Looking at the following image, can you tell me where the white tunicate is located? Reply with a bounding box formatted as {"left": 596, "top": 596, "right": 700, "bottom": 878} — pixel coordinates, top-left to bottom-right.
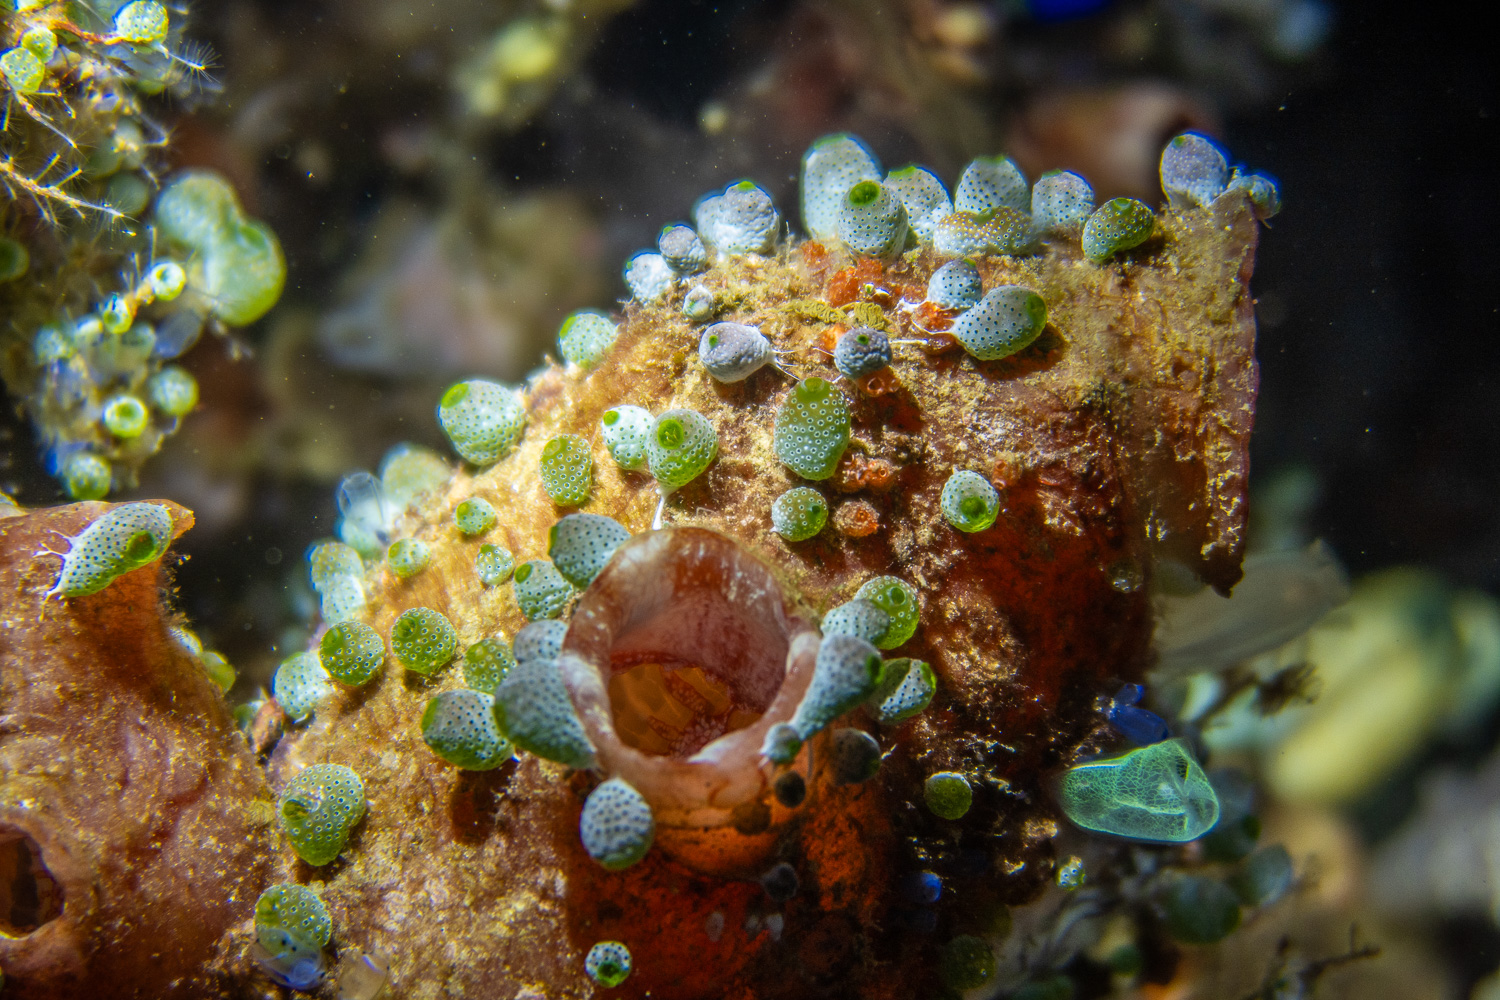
{"left": 954, "top": 156, "right": 1030, "bottom": 215}
{"left": 1031, "top": 170, "right": 1095, "bottom": 236}
{"left": 623, "top": 251, "right": 675, "bottom": 303}
{"left": 800, "top": 134, "right": 881, "bottom": 242}
{"left": 694, "top": 180, "right": 780, "bottom": 255}
{"left": 600, "top": 404, "right": 653, "bottom": 470}
{"left": 883, "top": 166, "right": 951, "bottom": 245}
{"left": 1160, "top": 132, "right": 1230, "bottom": 210}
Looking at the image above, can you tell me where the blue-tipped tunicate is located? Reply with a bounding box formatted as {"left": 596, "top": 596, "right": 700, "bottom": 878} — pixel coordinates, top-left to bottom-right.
{"left": 883, "top": 165, "right": 951, "bottom": 244}
{"left": 950, "top": 286, "right": 1047, "bottom": 361}
{"left": 1031, "top": 170, "right": 1095, "bottom": 235}
{"left": 836, "top": 180, "right": 908, "bottom": 258}
{"left": 1160, "top": 132, "right": 1230, "bottom": 210}
{"left": 624, "top": 251, "right": 675, "bottom": 303}
{"left": 800, "top": 134, "right": 881, "bottom": 242}
{"left": 789, "top": 633, "right": 883, "bottom": 739}
{"left": 954, "top": 156, "right": 1029, "bottom": 215}
{"left": 580, "top": 777, "right": 655, "bottom": 870}
{"left": 694, "top": 180, "right": 780, "bottom": 255}
{"left": 926, "top": 259, "right": 982, "bottom": 311}
{"left": 658, "top": 224, "right": 707, "bottom": 274}
{"left": 699, "top": 322, "right": 774, "bottom": 383}
{"left": 494, "top": 654, "right": 597, "bottom": 768}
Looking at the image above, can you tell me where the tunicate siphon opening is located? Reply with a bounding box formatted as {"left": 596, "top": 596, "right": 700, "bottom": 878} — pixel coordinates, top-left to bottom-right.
{"left": 560, "top": 528, "right": 819, "bottom": 863}
{"left": 0, "top": 828, "right": 63, "bottom": 937}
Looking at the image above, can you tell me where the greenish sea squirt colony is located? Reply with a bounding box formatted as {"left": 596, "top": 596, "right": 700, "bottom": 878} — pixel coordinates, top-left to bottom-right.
{"left": 2, "top": 0, "right": 287, "bottom": 497}
{"left": 257, "top": 128, "right": 1281, "bottom": 996}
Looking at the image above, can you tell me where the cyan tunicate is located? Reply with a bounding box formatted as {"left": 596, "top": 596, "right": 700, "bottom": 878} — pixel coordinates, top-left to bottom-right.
{"left": 273, "top": 651, "right": 334, "bottom": 722}
{"left": 475, "top": 544, "right": 515, "bottom": 586}
{"left": 658, "top": 224, "right": 707, "bottom": 274}
{"left": 868, "top": 657, "right": 937, "bottom": 724}
{"left": 770, "top": 486, "right": 828, "bottom": 541}
{"left": 853, "top": 575, "right": 920, "bottom": 649}
{"left": 940, "top": 470, "right": 1001, "bottom": 532}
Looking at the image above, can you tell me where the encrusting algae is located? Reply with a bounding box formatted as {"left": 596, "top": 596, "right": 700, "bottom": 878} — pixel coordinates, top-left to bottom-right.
{"left": 0, "top": 130, "right": 1273, "bottom": 999}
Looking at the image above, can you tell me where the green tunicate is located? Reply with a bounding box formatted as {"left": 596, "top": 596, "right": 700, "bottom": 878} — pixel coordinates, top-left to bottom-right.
{"left": 883, "top": 165, "right": 951, "bottom": 244}
{"left": 646, "top": 409, "right": 717, "bottom": 491}
{"left": 202, "top": 650, "right": 236, "bottom": 692}
{"left": 494, "top": 654, "right": 597, "bottom": 768}
{"left": 386, "top": 538, "right": 431, "bottom": 579}
{"left": 102, "top": 395, "right": 149, "bottom": 438}
{"left": 548, "top": 513, "right": 629, "bottom": 588}
{"left": 379, "top": 443, "right": 449, "bottom": 511}
{"left": 869, "top": 657, "right": 936, "bottom": 724}
{"left": 1, "top": 47, "right": 45, "bottom": 95}
{"left": 585, "top": 941, "right": 633, "bottom": 988}
{"left": 1161, "top": 874, "right": 1241, "bottom": 944}
{"left": 421, "top": 689, "right": 512, "bottom": 770}
{"left": 771, "top": 486, "right": 828, "bottom": 541}
{"left": 273, "top": 651, "right": 333, "bottom": 722}
{"left": 454, "top": 497, "right": 498, "bottom": 536}
{"left": 513, "top": 559, "right": 574, "bottom": 620}
{"left": 319, "top": 621, "right": 385, "bottom": 687}
{"left": 99, "top": 295, "right": 134, "bottom": 334}
{"left": 113, "top": 0, "right": 169, "bottom": 43}
{"left": 463, "top": 637, "right": 516, "bottom": 694}
{"left": 853, "top": 576, "right": 919, "bottom": 649}
{"left": 955, "top": 156, "right": 1030, "bottom": 215}
{"left": 146, "top": 260, "right": 187, "bottom": 300}
{"left": 950, "top": 286, "right": 1047, "bottom": 362}
{"left": 1056, "top": 855, "right": 1086, "bottom": 889}
{"left": 925, "top": 771, "right": 973, "bottom": 820}
{"left": 1032, "top": 170, "right": 1095, "bottom": 235}
{"left": 600, "top": 405, "right": 652, "bottom": 470}
{"left": 836, "top": 180, "right": 908, "bottom": 258}
{"left": 0, "top": 235, "right": 28, "bottom": 282}
{"left": 821, "top": 599, "right": 889, "bottom": 645}
{"left": 773, "top": 378, "right": 849, "bottom": 481}
{"left": 1082, "top": 197, "right": 1155, "bottom": 263}
{"left": 539, "top": 435, "right": 593, "bottom": 506}
{"left": 390, "top": 607, "right": 458, "bottom": 675}
{"left": 800, "top": 134, "right": 881, "bottom": 243}
{"left": 147, "top": 365, "right": 198, "bottom": 417}
{"left": 255, "top": 883, "right": 331, "bottom": 953}
{"left": 49, "top": 502, "right": 174, "bottom": 597}
{"left": 940, "top": 935, "right": 996, "bottom": 991}
{"left": 20, "top": 26, "right": 56, "bottom": 61}
{"left": 278, "top": 763, "right": 365, "bottom": 866}
{"left": 580, "top": 777, "right": 654, "bottom": 870}
{"left": 153, "top": 171, "right": 286, "bottom": 326}
{"left": 476, "top": 544, "right": 516, "bottom": 586}
{"left": 436, "top": 379, "right": 527, "bottom": 466}
{"left": 790, "top": 634, "right": 882, "bottom": 739}
{"left": 1057, "top": 739, "right": 1220, "bottom": 842}
{"left": 558, "top": 310, "right": 619, "bottom": 368}
{"left": 308, "top": 540, "right": 363, "bottom": 590}
{"left": 941, "top": 470, "right": 1000, "bottom": 532}
{"left": 62, "top": 453, "right": 111, "bottom": 501}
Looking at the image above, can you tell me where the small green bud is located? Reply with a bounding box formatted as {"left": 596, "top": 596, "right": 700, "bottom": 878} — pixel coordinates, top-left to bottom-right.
{"left": 386, "top": 538, "right": 431, "bottom": 579}
{"left": 62, "top": 453, "right": 111, "bottom": 500}
{"left": 771, "top": 486, "right": 828, "bottom": 541}
{"left": 940, "top": 470, "right": 1000, "bottom": 532}
{"left": 853, "top": 576, "right": 920, "bottom": 649}
{"left": 390, "top": 607, "right": 458, "bottom": 675}
{"left": 146, "top": 260, "right": 187, "bottom": 300}
{"left": 147, "top": 365, "right": 199, "bottom": 417}
{"left": 1082, "top": 197, "right": 1155, "bottom": 263}
{"left": 476, "top": 544, "right": 516, "bottom": 586}
{"left": 539, "top": 435, "right": 593, "bottom": 507}
{"left": 319, "top": 620, "right": 385, "bottom": 686}
{"left": 101, "top": 395, "right": 149, "bottom": 438}
{"left": 99, "top": 294, "right": 135, "bottom": 334}
{"left": 924, "top": 771, "right": 972, "bottom": 820}
{"left": 454, "top": 497, "right": 498, "bottom": 536}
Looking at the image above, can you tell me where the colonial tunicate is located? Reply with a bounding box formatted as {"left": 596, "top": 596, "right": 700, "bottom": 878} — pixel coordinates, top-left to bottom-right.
{"left": 146, "top": 365, "right": 198, "bottom": 417}
{"left": 319, "top": 620, "right": 385, "bottom": 687}
{"left": 475, "top": 543, "right": 516, "bottom": 586}
{"left": 954, "top": 156, "right": 1029, "bottom": 215}
{"left": 1160, "top": 132, "right": 1230, "bottom": 210}
{"left": 789, "top": 633, "right": 882, "bottom": 739}
{"left": 254, "top": 884, "right": 330, "bottom": 991}
{"left": 926, "top": 259, "right": 982, "bottom": 312}
{"left": 950, "top": 286, "right": 1047, "bottom": 361}
{"left": 386, "top": 537, "right": 431, "bottom": 578}
{"left": 277, "top": 763, "right": 366, "bottom": 866}
{"left": 421, "top": 689, "right": 512, "bottom": 769}
{"left": 1082, "top": 198, "right": 1156, "bottom": 263}
{"left": 940, "top": 470, "right": 1001, "bottom": 532}
{"left": 833, "top": 326, "right": 892, "bottom": 379}
{"left": 512, "top": 619, "right": 568, "bottom": 664}
{"left": 512, "top": 559, "right": 574, "bottom": 619}
{"left": 1057, "top": 739, "right": 1220, "bottom": 842}
{"left": 600, "top": 405, "right": 653, "bottom": 470}
{"left": 770, "top": 486, "right": 828, "bottom": 541}
{"left": 799, "top": 134, "right": 881, "bottom": 242}
{"left": 580, "top": 777, "right": 655, "bottom": 870}
{"left": 645, "top": 409, "right": 718, "bottom": 491}
{"left": 699, "top": 322, "right": 773, "bottom": 383}
{"left": 1031, "top": 170, "right": 1095, "bottom": 235}
{"left": 539, "top": 435, "right": 593, "bottom": 507}
{"left": 454, "top": 497, "right": 498, "bottom": 536}
{"left": 558, "top": 310, "right": 620, "bottom": 369}
{"left": 463, "top": 636, "right": 516, "bottom": 693}
{"left": 437, "top": 380, "right": 527, "bottom": 466}
{"left": 585, "top": 941, "right": 633, "bottom": 988}
{"left": 773, "top": 378, "right": 850, "bottom": 481}
{"left": 624, "top": 251, "right": 675, "bottom": 304}
{"left": 495, "top": 654, "right": 597, "bottom": 767}
{"left": 924, "top": 771, "right": 973, "bottom": 820}
{"left": 390, "top": 607, "right": 458, "bottom": 675}
{"left": 828, "top": 728, "right": 882, "bottom": 784}
{"left": 47, "top": 502, "right": 174, "bottom": 598}
{"left": 548, "top": 513, "right": 630, "bottom": 588}
{"left": 853, "top": 576, "right": 920, "bottom": 649}
{"left": 101, "top": 395, "right": 148, "bottom": 438}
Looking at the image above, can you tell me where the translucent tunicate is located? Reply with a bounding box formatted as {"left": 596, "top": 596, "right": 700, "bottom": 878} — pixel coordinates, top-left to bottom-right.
{"left": 102, "top": 395, "right": 149, "bottom": 438}
{"left": 1160, "top": 132, "right": 1230, "bottom": 210}
{"left": 454, "top": 497, "right": 498, "bottom": 537}
{"left": 820, "top": 599, "right": 890, "bottom": 645}
{"left": 146, "top": 365, "right": 198, "bottom": 417}
{"left": 1057, "top": 739, "right": 1220, "bottom": 842}
{"left": 386, "top": 538, "right": 431, "bottom": 578}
